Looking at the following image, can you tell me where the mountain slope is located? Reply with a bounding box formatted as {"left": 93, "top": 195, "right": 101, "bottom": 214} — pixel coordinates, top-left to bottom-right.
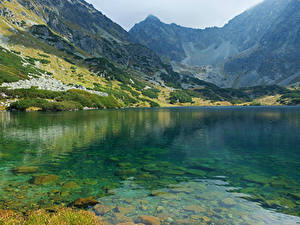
{"left": 129, "top": 0, "right": 300, "bottom": 88}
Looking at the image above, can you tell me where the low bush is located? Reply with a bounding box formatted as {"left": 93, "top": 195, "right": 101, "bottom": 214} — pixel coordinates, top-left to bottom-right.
{"left": 170, "top": 90, "right": 193, "bottom": 104}
{"left": 142, "top": 88, "right": 160, "bottom": 99}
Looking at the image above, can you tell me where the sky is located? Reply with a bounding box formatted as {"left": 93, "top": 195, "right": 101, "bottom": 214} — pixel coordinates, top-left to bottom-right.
{"left": 86, "top": 0, "right": 264, "bottom": 31}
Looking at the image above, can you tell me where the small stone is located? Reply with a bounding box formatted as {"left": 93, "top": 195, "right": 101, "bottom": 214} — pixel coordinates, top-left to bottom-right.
{"left": 72, "top": 197, "right": 99, "bottom": 208}
{"left": 157, "top": 206, "right": 164, "bottom": 213}
{"left": 30, "top": 174, "right": 59, "bottom": 185}
{"left": 221, "top": 198, "right": 236, "bottom": 207}
{"left": 137, "top": 215, "right": 160, "bottom": 225}
{"left": 62, "top": 181, "right": 80, "bottom": 189}
{"left": 117, "top": 162, "right": 132, "bottom": 168}
{"left": 183, "top": 205, "right": 205, "bottom": 213}
{"left": 117, "top": 223, "right": 135, "bottom": 225}
{"left": 170, "top": 187, "right": 193, "bottom": 194}
{"left": 12, "top": 166, "right": 38, "bottom": 174}
{"left": 140, "top": 205, "right": 147, "bottom": 211}
{"left": 202, "top": 216, "right": 211, "bottom": 222}
{"left": 243, "top": 174, "right": 269, "bottom": 185}
{"left": 173, "top": 219, "right": 193, "bottom": 225}
{"left": 94, "top": 204, "right": 111, "bottom": 215}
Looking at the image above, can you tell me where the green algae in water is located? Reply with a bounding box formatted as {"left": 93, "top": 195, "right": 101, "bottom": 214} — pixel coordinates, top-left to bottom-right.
{"left": 0, "top": 107, "right": 300, "bottom": 223}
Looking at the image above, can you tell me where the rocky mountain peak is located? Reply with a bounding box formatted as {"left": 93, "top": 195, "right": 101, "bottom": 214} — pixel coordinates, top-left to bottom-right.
{"left": 145, "top": 14, "right": 161, "bottom": 22}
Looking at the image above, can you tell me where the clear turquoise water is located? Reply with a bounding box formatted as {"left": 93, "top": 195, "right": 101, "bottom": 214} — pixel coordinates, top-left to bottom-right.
{"left": 0, "top": 107, "right": 300, "bottom": 224}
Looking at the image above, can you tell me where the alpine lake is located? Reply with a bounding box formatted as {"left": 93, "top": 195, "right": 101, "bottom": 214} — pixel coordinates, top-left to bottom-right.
{"left": 0, "top": 107, "right": 300, "bottom": 225}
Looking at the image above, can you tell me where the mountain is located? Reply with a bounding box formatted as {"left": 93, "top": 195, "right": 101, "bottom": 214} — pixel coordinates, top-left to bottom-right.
{"left": 0, "top": 0, "right": 299, "bottom": 111}
{"left": 129, "top": 0, "right": 300, "bottom": 88}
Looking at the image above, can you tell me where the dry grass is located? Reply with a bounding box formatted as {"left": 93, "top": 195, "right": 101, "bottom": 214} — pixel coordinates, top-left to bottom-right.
{"left": 0, "top": 208, "right": 102, "bottom": 225}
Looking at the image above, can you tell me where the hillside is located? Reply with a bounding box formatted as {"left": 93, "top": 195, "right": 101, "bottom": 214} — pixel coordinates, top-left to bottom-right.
{"left": 0, "top": 0, "right": 299, "bottom": 112}
{"left": 129, "top": 0, "right": 300, "bottom": 88}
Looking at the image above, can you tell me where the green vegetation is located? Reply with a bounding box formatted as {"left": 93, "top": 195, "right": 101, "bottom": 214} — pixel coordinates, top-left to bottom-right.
{"left": 25, "top": 56, "right": 51, "bottom": 65}
{"left": 38, "top": 53, "right": 50, "bottom": 58}
{"left": 279, "top": 90, "right": 300, "bottom": 105}
{"left": 141, "top": 88, "right": 160, "bottom": 99}
{"left": 4, "top": 88, "right": 120, "bottom": 111}
{"left": 0, "top": 47, "right": 41, "bottom": 83}
{"left": 0, "top": 208, "right": 101, "bottom": 225}
{"left": 170, "top": 90, "right": 193, "bottom": 104}
{"left": 85, "top": 57, "right": 132, "bottom": 84}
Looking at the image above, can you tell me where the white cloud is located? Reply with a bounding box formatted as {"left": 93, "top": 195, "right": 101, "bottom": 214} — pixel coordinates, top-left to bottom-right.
{"left": 86, "top": 0, "right": 263, "bottom": 31}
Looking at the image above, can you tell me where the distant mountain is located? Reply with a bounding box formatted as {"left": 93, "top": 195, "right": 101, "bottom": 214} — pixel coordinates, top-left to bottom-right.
{"left": 129, "top": 0, "right": 300, "bottom": 88}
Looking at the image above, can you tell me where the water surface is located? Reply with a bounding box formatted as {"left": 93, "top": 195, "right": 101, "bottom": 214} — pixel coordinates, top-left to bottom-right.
{"left": 0, "top": 107, "right": 300, "bottom": 224}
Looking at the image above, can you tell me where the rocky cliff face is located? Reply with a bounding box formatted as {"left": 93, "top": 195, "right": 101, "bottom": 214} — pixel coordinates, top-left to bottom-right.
{"left": 129, "top": 0, "right": 300, "bottom": 88}
{"left": 16, "top": 0, "right": 164, "bottom": 74}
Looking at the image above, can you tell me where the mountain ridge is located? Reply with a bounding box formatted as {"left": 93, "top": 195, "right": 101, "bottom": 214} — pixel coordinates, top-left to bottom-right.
{"left": 129, "top": 0, "right": 300, "bottom": 88}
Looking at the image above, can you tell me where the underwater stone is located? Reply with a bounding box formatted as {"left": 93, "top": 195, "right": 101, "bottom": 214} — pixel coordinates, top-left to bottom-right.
{"left": 117, "top": 162, "right": 132, "bottom": 168}
{"left": 156, "top": 206, "right": 164, "bottom": 213}
{"left": 221, "top": 198, "right": 236, "bottom": 207}
{"left": 62, "top": 181, "right": 80, "bottom": 189}
{"left": 142, "top": 164, "right": 161, "bottom": 172}
{"left": 72, "top": 197, "right": 99, "bottom": 208}
{"left": 116, "top": 222, "right": 135, "bottom": 225}
{"left": 137, "top": 215, "right": 161, "bottom": 225}
{"left": 30, "top": 174, "right": 59, "bottom": 185}
{"left": 183, "top": 205, "right": 206, "bottom": 213}
{"left": 185, "top": 169, "right": 206, "bottom": 176}
{"left": 242, "top": 174, "right": 270, "bottom": 185}
{"left": 12, "top": 166, "right": 38, "bottom": 174}
{"left": 115, "top": 168, "right": 137, "bottom": 176}
{"left": 94, "top": 204, "right": 112, "bottom": 215}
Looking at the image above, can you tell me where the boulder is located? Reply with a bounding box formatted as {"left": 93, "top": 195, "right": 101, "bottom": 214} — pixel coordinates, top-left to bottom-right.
{"left": 136, "top": 215, "right": 160, "bottom": 225}
{"left": 71, "top": 197, "right": 99, "bottom": 208}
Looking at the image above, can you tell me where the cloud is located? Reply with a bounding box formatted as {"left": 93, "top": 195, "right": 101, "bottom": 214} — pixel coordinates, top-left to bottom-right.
{"left": 86, "top": 0, "right": 263, "bottom": 31}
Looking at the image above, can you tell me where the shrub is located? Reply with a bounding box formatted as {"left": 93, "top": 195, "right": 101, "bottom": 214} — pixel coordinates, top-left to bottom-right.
{"left": 170, "top": 90, "right": 193, "bottom": 104}
{"left": 142, "top": 88, "right": 160, "bottom": 99}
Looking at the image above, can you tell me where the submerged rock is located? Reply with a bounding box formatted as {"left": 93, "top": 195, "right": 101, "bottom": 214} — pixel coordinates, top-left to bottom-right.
{"left": 136, "top": 215, "right": 160, "bottom": 225}
{"left": 12, "top": 166, "right": 38, "bottom": 174}
{"left": 30, "top": 174, "right": 59, "bottom": 185}
{"left": 72, "top": 197, "right": 99, "bottom": 208}
{"left": 115, "top": 168, "right": 137, "bottom": 176}
{"left": 94, "top": 204, "right": 112, "bottom": 215}
{"left": 62, "top": 181, "right": 80, "bottom": 189}
{"left": 183, "top": 205, "right": 205, "bottom": 213}
{"left": 289, "top": 192, "right": 300, "bottom": 200}
{"left": 243, "top": 174, "right": 270, "bottom": 185}
{"left": 221, "top": 198, "right": 236, "bottom": 207}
